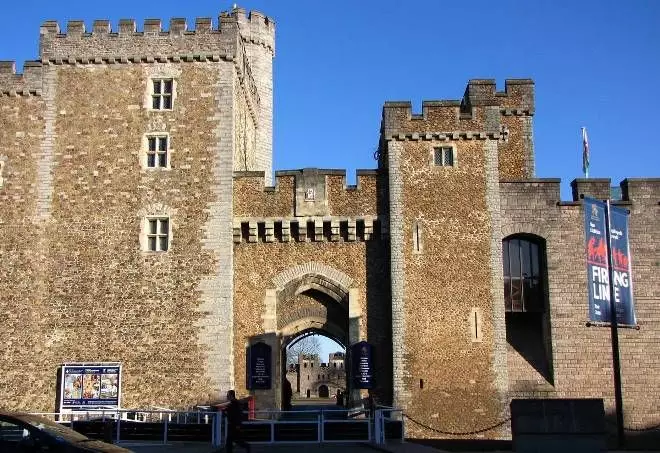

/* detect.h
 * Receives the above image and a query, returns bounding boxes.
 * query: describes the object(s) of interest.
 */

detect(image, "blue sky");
[2,1,658,356]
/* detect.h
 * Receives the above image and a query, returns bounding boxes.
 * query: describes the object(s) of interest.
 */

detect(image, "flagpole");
[582,127,589,179]
[605,200,625,448]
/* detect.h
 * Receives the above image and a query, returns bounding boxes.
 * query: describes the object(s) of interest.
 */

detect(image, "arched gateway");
[247,263,360,409]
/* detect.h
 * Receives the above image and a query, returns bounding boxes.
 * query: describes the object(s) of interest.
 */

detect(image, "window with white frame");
[146,217,170,252]
[151,79,173,110]
[146,135,169,168]
[434,146,455,167]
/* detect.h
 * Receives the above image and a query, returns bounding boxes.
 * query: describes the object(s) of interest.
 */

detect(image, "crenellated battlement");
[382,79,534,137]
[462,79,534,113]
[233,169,382,220]
[38,8,274,62]
[234,169,379,191]
[500,177,660,206]
[230,7,276,55]
[0,61,42,96]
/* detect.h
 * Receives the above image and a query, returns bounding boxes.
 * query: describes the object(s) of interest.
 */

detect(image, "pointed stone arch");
[273,262,353,297]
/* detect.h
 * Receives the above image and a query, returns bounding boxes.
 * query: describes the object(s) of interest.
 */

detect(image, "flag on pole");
[582,127,590,178]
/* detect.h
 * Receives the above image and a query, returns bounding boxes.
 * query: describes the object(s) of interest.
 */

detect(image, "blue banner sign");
[247,342,271,390]
[583,198,636,325]
[351,341,374,389]
[61,365,121,408]
[608,205,636,326]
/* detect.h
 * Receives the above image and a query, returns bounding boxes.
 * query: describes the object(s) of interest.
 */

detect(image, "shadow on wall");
[603,410,660,451]
[506,312,553,384]
[365,171,393,406]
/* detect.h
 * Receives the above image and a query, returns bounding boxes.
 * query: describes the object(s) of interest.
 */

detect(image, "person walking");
[222,390,251,453]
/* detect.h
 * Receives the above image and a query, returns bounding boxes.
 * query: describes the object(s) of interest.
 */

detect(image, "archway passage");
[274,265,354,410]
[318,385,329,398]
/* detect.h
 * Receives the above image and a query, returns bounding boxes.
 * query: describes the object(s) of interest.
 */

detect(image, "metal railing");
[243,409,371,444]
[30,409,216,446]
[372,406,404,445]
[29,405,404,447]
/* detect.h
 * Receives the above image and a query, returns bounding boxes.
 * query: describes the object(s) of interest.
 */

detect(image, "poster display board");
[60,363,121,410]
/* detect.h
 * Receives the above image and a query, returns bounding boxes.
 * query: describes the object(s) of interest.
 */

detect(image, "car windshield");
[13,413,91,442]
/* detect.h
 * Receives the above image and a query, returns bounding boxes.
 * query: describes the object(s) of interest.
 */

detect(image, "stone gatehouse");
[0,6,658,442]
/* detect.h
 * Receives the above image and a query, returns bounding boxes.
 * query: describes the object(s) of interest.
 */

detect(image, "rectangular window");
[434,147,455,167]
[147,218,169,252]
[146,136,169,168]
[443,148,454,166]
[151,79,173,110]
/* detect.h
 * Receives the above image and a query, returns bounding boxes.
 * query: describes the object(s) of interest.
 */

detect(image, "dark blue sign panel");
[247,342,271,390]
[584,198,610,323]
[351,341,374,389]
[62,365,120,408]
[584,198,636,325]
[608,205,636,326]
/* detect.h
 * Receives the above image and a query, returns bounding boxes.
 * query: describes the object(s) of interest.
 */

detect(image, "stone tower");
[234,7,275,184]
[382,80,535,435]
[0,7,274,409]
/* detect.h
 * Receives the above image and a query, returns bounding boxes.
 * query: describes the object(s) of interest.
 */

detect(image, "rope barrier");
[405,413,660,435]
[403,413,511,436]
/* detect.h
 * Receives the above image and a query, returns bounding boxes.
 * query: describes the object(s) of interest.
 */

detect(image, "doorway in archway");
[284,331,346,404]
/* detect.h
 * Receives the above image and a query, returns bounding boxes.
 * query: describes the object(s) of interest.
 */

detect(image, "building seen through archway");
[284,333,346,401]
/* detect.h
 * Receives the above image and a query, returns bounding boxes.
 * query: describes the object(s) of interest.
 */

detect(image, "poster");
[61,364,121,409]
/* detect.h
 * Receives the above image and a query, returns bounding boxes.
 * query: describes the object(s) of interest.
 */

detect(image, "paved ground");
[123,440,660,453]
[125,441,435,453]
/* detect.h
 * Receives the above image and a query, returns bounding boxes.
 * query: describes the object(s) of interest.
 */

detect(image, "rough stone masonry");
[0,6,658,445]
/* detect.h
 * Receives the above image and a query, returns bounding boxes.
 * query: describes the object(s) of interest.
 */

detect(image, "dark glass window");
[434,147,454,167]
[151,78,173,110]
[146,218,169,252]
[502,236,545,312]
[443,148,454,166]
[146,136,168,168]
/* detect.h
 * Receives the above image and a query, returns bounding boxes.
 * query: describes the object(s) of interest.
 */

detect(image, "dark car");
[0,410,132,452]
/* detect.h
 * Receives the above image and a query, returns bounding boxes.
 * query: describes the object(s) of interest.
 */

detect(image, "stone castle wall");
[500,178,660,439]
[0,83,46,410]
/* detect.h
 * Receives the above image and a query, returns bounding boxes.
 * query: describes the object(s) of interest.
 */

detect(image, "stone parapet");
[0,61,42,96]
[502,178,659,207]
[39,17,237,60]
[232,7,276,55]
[571,178,612,201]
[382,79,534,137]
[233,169,381,219]
[464,78,534,112]
[621,178,660,204]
